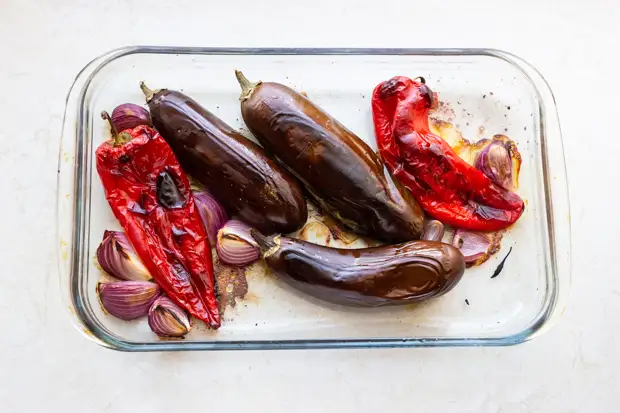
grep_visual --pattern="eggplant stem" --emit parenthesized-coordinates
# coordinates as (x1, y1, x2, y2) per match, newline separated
(139, 81, 155, 102)
(235, 70, 261, 101)
(249, 229, 274, 250)
(250, 229, 280, 258)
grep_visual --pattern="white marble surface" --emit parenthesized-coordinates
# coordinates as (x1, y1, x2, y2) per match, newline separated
(1, 0, 618, 411)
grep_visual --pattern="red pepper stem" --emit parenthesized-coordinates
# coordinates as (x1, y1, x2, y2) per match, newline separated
(101, 110, 120, 139)
(235, 70, 261, 101)
(101, 111, 132, 147)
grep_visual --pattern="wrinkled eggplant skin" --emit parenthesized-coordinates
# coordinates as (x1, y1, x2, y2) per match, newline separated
(148, 89, 307, 234)
(240, 82, 425, 242)
(263, 236, 465, 307)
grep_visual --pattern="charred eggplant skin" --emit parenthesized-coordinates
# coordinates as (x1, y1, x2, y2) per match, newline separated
(236, 72, 425, 242)
(146, 88, 307, 234)
(254, 233, 465, 307)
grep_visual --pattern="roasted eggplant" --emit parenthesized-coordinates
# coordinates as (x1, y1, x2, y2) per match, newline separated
(141, 83, 307, 234)
(251, 231, 465, 307)
(235, 71, 425, 243)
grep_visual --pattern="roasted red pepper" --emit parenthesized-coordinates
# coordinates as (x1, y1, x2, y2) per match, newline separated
(372, 76, 524, 231)
(96, 122, 220, 328)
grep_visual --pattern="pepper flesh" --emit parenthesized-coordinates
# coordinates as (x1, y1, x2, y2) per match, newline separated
(96, 125, 220, 328)
(371, 76, 524, 231)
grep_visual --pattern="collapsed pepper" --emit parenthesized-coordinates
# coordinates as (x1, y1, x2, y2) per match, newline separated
(96, 114, 220, 328)
(371, 76, 525, 231)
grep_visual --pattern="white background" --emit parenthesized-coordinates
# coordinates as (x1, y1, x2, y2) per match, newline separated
(1, 0, 618, 411)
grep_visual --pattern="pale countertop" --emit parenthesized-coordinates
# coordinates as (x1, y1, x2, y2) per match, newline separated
(2, 0, 619, 411)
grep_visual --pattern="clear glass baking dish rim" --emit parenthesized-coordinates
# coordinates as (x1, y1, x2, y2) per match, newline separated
(57, 46, 571, 351)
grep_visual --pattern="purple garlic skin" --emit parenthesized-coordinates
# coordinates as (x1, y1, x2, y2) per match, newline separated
(452, 229, 503, 267)
(110, 103, 152, 132)
(148, 296, 191, 338)
(460, 136, 518, 267)
(216, 220, 260, 267)
(96, 230, 152, 281)
(474, 136, 521, 192)
(97, 281, 161, 320)
(193, 190, 228, 247)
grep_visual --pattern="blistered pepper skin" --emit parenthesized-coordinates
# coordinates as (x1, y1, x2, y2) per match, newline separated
(372, 76, 524, 231)
(96, 125, 220, 328)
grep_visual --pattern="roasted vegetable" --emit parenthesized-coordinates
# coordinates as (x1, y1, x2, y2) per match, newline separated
(193, 190, 228, 247)
(235, 71, 424, 243)
(251, 231, 465, 307)
(372, 76, 524, 231)
(141, 83, 307, 235)
(148, 296, 191, 338)
(428, 119, 522, 190)
(109, 103, 152, 131)
(474, 138, 520, 191)
(96, 230, 152, 281)
(97, 281, 161, 320)
(216, 220, 260, 267)
(422, 220, 445, 242)
(452, 228, 503, 267)
(96, 117, 220, 328)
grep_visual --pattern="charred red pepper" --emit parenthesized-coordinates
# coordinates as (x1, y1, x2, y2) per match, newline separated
(96, 117, 220, 328)
(371, 76, 524, 231)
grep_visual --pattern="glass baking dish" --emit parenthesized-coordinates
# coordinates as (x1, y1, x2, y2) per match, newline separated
(57, 47, 570, 351)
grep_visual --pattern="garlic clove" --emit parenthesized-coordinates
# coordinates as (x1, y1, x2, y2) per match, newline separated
(110, 103, 152, 132)
(148, 296, 191, 338)
(193, 190, 228, 247)
(474, 135, 521, 191)
(97, 281, 161, 320)
(96, 230, 152, 281)
(451, 229, 503, 267)
(216, 220, 260, 267)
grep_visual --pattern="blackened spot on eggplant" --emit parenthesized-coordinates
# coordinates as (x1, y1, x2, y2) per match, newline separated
(157, 171, 186, 209)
